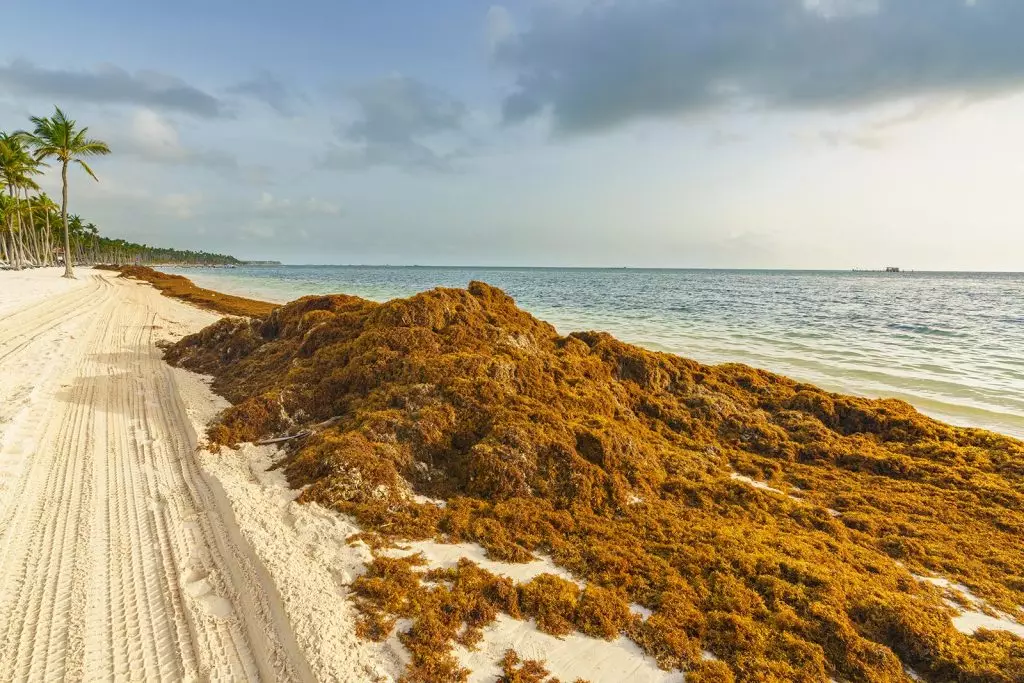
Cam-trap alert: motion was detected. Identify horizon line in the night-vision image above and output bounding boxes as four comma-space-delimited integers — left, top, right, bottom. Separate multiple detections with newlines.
196, 263, 1024, 275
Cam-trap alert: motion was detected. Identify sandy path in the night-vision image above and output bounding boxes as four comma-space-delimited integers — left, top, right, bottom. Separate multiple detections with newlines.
0, 271, 305, 682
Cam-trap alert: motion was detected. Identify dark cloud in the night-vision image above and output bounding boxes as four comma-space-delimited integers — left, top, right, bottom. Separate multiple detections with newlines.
226, 71, 301, 115
495, 0, 1024, 134
323, 75, 467, 170
0, 60, 225, 118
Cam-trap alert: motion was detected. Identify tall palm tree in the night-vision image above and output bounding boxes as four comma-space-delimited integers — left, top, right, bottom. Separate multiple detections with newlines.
20, 107, 110, 278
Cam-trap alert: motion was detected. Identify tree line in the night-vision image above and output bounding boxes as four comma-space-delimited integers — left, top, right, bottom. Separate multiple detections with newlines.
2, 107, 239, 275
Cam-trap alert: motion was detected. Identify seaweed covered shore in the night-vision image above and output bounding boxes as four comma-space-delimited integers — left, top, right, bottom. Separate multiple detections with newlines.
164, 280, 1024, 682
101, 265, 277, 317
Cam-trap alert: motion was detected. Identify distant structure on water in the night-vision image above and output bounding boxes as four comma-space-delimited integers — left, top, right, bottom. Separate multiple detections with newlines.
851, 266, 908, 273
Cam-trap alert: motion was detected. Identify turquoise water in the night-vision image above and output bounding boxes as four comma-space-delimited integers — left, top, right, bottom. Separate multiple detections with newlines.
164, 266, 1024, 440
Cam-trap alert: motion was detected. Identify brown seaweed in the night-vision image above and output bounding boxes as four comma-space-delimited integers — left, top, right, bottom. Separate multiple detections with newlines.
107, 265, 277, 317
165, 279, 1024, 682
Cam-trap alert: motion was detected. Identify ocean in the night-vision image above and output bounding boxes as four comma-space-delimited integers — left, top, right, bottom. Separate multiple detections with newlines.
163, 265, 1024, 440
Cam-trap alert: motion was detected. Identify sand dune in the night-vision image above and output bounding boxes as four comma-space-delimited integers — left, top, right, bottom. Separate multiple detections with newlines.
0, 269, 306, 682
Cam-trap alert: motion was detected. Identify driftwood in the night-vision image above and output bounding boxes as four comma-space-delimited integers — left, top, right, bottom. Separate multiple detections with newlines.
254, 415, 343, 446
255, 432, 309, 445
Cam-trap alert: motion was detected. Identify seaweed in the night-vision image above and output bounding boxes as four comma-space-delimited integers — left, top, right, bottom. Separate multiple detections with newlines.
166, 279, 1024, 682
497, 649, 589, 683
111, 265, 277, 317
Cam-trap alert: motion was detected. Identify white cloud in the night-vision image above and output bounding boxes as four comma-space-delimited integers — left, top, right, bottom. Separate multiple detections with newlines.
257, 192, 342, 215
305, 197, 342, 215
802, 0, 880, 19
486, 6, 517, 54
158, 192, 203, 219
239, 223, 276, 239
130, 109, 183, 155
113, 108, 237, 169
257, 191, 291, 210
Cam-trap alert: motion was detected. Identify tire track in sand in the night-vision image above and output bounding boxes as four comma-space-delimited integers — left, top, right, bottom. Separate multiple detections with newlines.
0, 272, 304, 682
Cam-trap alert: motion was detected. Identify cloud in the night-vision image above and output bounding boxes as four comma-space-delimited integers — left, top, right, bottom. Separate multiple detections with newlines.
158, 192, 204, 219
817, 128, 887, 151
323, 75, 467, 170
303, 197, 343, 215
227, 71, 301, 115
238, 192, 342, 241
0, 60, 225, 117
256, 192, 343, 216
112, 109, 237, 169
494, 0, 1024, 134
486, 5, 516, 55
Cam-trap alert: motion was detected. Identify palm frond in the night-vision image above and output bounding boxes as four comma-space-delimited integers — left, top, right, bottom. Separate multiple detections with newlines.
78, 139, 111, 156
19, 106, 110, 169
75, 159, 99, 181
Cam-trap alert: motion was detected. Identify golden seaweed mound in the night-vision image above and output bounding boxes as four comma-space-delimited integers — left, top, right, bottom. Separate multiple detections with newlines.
165, 281, 1024, 682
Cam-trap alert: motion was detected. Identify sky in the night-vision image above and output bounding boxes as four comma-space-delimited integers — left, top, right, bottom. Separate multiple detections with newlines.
2, 0, 1024, 269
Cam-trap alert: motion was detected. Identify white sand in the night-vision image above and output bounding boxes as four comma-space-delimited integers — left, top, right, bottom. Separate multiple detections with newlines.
384, 540, 581, 585
382, 540, 678, 681
0, 269, 305, 681
0, 266, 86, 318
174, 368, 405, 682
454, 615, 683, 683
914, 575, 1024, 638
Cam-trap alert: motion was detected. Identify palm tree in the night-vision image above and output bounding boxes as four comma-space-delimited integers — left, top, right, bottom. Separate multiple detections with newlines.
20, 107, 110, 278
0, 133, 41, 269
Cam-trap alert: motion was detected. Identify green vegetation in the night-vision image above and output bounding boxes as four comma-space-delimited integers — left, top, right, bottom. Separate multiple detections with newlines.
165, 280, 1024, 682
1, 108, 239, 271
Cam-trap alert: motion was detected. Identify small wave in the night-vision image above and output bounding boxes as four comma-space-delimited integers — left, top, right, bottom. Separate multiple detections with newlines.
885, 322, 966, 338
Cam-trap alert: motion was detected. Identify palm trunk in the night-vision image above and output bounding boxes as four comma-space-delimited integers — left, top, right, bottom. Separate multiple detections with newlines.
21, 190, 41, 265
16, 218, 28, 265
9, 191, 25, 268
5, 220, 18, 269
28, 192, 44, 265
43, 209, 52, 265
61, 161, 73, 278
10, 210, 24, 270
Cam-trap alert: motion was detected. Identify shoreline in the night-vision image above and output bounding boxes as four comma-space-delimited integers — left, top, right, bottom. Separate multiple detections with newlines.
3, 266, 1022, 682
104, 265, 278, 317
157, 264, 1024, 440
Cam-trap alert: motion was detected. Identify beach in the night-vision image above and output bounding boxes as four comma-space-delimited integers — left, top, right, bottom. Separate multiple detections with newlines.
1, 267, 1022, 683
0, 267, 394, 681
0, 268, 695, 682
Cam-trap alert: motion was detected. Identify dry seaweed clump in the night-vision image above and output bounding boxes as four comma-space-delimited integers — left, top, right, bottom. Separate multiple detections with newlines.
351, 554, 519, 681
165, 280, 1024, 682
498, 649, 589, 683
350, 554, 603, 683
110, 265, 277, 317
